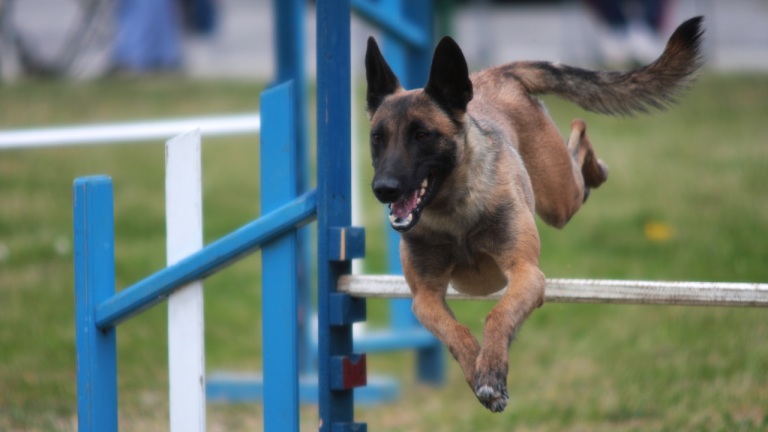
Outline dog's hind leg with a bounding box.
[567,119,609,203]
[514,109,608,228]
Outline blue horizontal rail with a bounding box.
[206,373,399,406]
[354,329,438,353]
[351,0,430,50]
[308,328,439,354]
[95,189,318,328]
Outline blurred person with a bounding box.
[111,0,183,74]
[181,0,218,36]
[584,0,671,67]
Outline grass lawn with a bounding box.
[0,74,767,431]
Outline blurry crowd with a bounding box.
[0,0,218,78]
[110,0,217,74]
[108,0,673,73]
[584,0,672,66]
[3,0,763,79]
[0,0,684,81]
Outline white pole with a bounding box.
[0,113,260,150]
[166,129,206,432]
[337,275,768,307]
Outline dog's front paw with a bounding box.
[474,371,508,413]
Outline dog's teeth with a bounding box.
[389,214,396,223]
[407,214,413,222]
[416,198,421,204]
[419,188,425,197]
[421,179,428,188]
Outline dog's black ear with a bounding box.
[366,36,401,116]
[424,36,473,113]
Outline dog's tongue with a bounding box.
[391,190,419,219]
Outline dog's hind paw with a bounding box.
[474,382,509,413]
[583,157,609,189]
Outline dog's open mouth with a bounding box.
[388,171,440,232]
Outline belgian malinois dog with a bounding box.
[365,17,703,412]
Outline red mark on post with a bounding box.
[341,354,367,389]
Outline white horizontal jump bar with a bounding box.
[0,113,260,150]
[338,275,768,307]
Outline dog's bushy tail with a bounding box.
[502,16,704,116]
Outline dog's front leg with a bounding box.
[401,244,481,389]
[476,237,546,412]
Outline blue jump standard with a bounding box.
[74,176,118,432]
[75,1,444,429]
[205,0,444,410]
[261,82,303,432]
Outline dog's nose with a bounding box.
[373,179,401,203]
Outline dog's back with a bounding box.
[461,16,703,227]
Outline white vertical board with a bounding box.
[166,129,206,432]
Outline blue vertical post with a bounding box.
[274,0,306,167]
[74,176,118,432]
[274,0,314,375]
[260,82,300,432]
[317,0,366,430]
[382,0,446,385]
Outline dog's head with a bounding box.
[365,36,473,232]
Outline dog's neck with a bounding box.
[415,121,498,240]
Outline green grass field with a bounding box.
[0,74,766,431]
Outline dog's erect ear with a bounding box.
[365,37,402,116]
[424,36,473,113]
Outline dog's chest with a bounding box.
[410,216,510,269]
[405,228,509,296]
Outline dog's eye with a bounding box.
[372,134,382,144]
[415,132,429,141]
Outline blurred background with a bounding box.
[1,0,768,79]
[1,0,767,431]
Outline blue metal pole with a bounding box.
[274,0,306,173]
[74,176,118,432]
[260,82,300,432]
[382,0,446,385]
[350,0,431,50]
[317,1,366,430]
[274,0,315,376]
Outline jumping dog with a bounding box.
[365,17,703,412]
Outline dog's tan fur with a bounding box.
[365,17,703,412]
